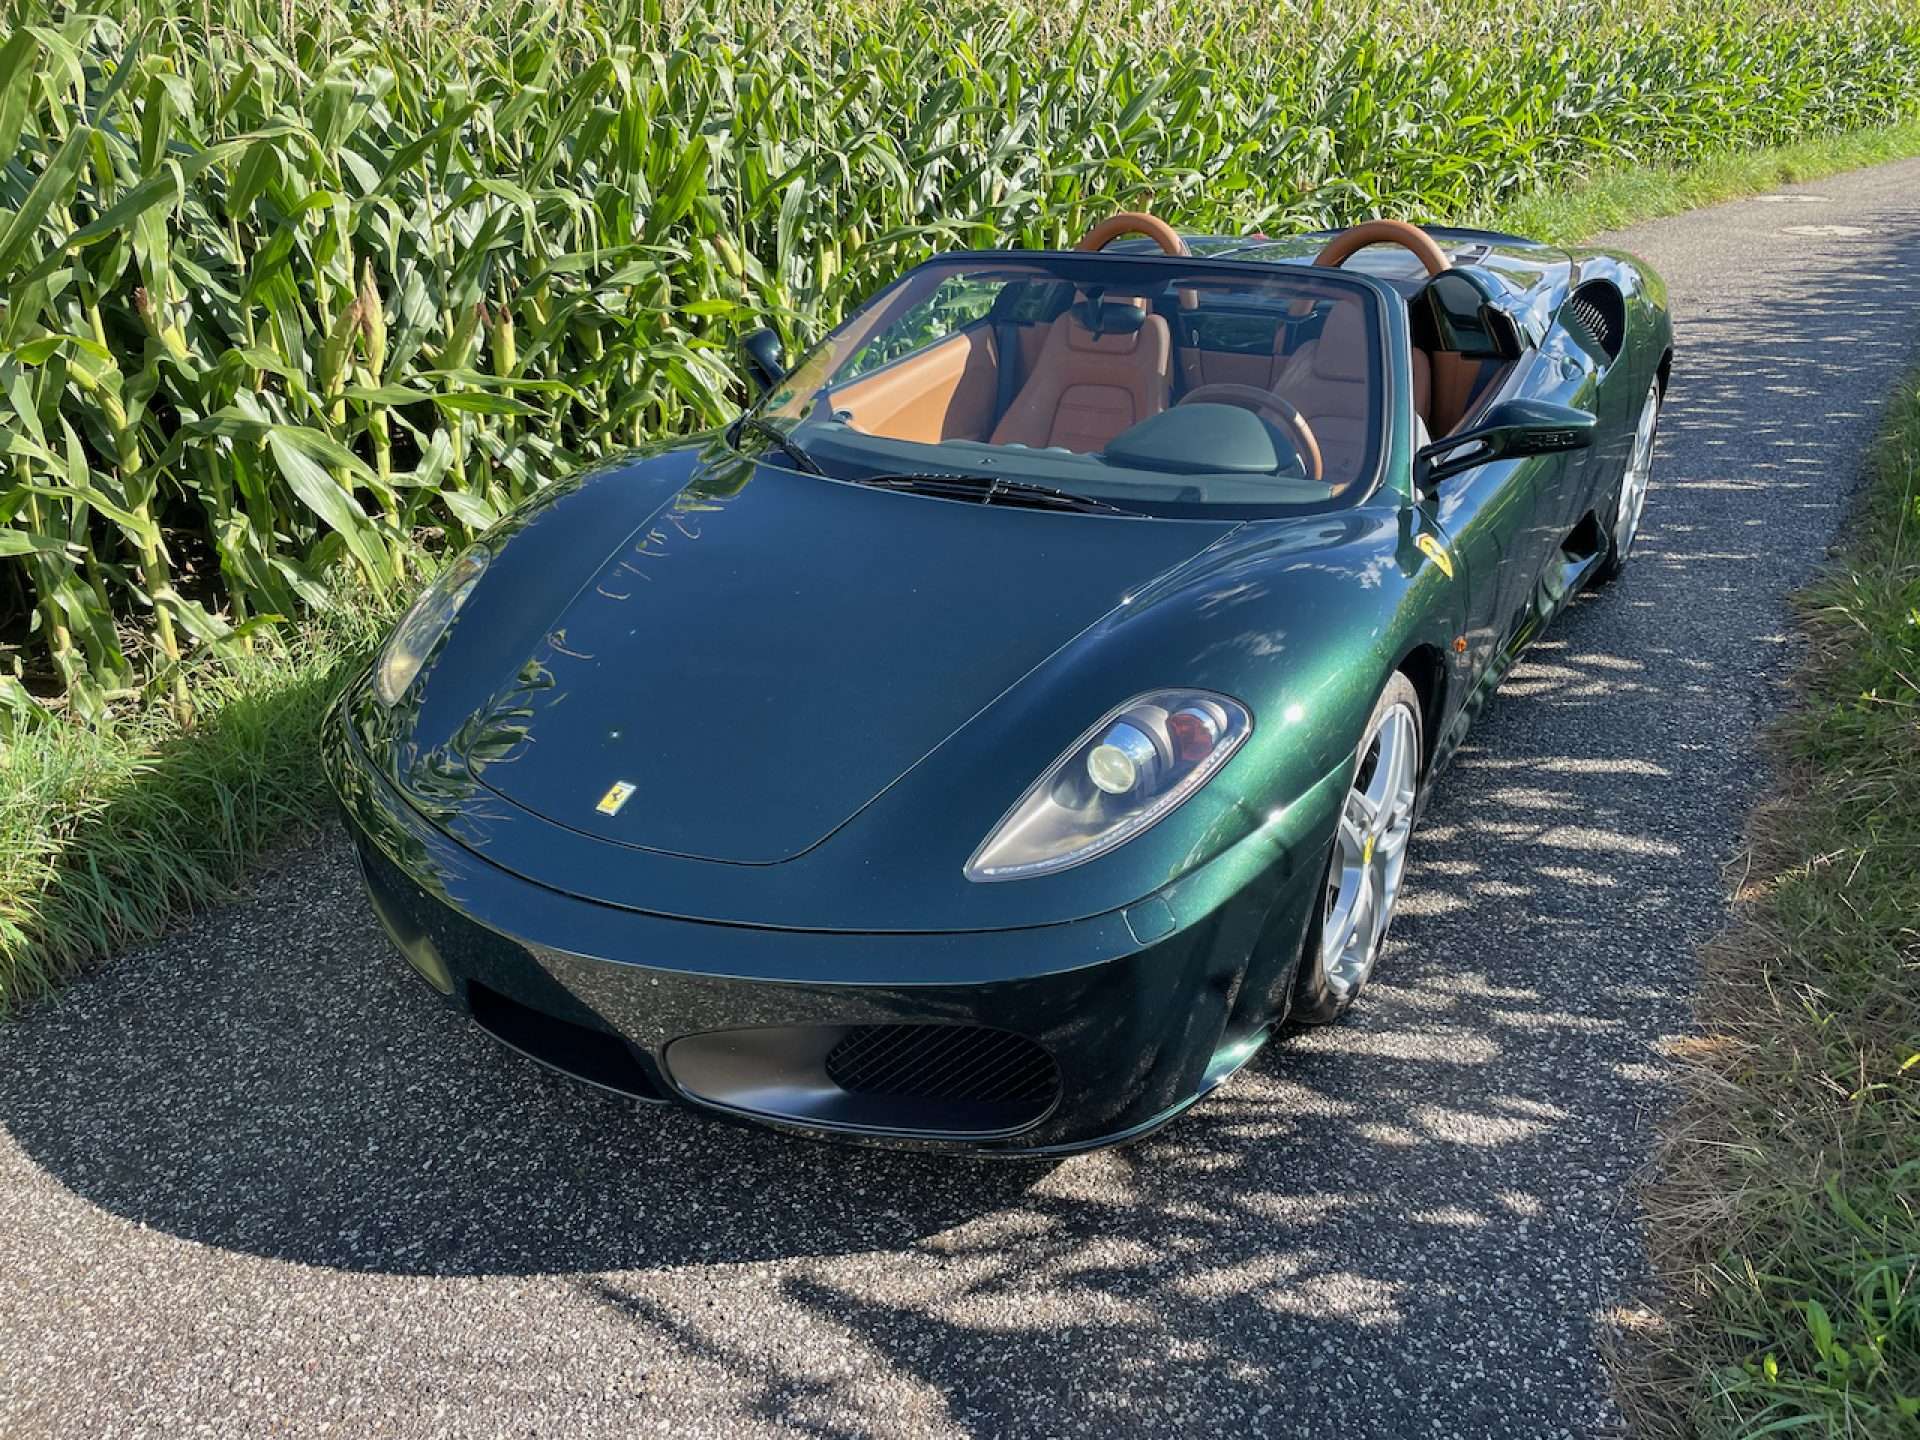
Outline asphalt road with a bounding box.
[6,161,1920,1439]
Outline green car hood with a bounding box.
[460,456,1238,865]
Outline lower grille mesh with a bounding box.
[825,1024,1058,1107]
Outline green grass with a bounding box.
[0,594,395,1010]
[1616,381,1920,1436]
[1488,117,1920,244]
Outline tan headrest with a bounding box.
[1064,292,1154,352]
[1070,291,1150,313]
[1066,321,1152,356]
[1311,301,1370,383]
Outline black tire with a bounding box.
[1292,671,1423,1025]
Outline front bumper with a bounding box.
[325,690,1336,1154]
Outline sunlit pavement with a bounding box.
[5,162,1920,1437]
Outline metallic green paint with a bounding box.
[464,461,1240,866]
[326,226,1673,1150]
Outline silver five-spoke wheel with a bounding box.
[1323,702,1418,997]
[1295,673,1423,1023]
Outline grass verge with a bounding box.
[1487,117,1920,243]
[1615,382,1920,1434]
[0,598,393,1013]
[5,120,1920,1024]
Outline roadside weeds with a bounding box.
[1612,379,1920,1436]
[1488,119,1920,244]
[0,598,394,1011]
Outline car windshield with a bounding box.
[748,253,1388,517]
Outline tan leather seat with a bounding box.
[1427,351,1485,436]
[1273,299,1427,487]
[990,298,1171,452]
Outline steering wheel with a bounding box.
[1313,219,1450,277]
[1077,212,1190,256]
[1178,385,1324,484]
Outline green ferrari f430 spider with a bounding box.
[327,211,1672,1152]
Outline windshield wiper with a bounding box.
[855,472,1139,516]
[734,416,824,475]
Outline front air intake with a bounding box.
[665,1022,1061,1138]
[825,1024,1058,1108]
[468,981,663,1100]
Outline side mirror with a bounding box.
[1415,398,1595,492]
[742,328,787,396]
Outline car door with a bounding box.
[1426,429,1543,691]
[1518,313,1617,555]
[1413,272,1560,692]
[1536,278,1641,537]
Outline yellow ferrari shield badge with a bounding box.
[1415,533,1455,579]
[595,780,637,816]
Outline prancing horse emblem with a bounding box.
[595,781,637,816]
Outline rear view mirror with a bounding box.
[743,328,787,395]
[1416,398,1595,491]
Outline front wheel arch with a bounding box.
[1392,644,1448,782]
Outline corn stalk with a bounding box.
[3,0,1920,726]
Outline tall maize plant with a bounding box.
[3,0,1919,728]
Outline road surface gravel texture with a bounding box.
[6,160,1920,1439]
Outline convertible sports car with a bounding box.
[327,212,1671,1153]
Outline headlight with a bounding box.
[372,543,490,707]
[965,689,1251,881]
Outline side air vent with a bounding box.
[1562,281,1625,361]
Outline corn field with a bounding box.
[3,0,1919,726]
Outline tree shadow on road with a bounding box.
[3,215,1919,1435]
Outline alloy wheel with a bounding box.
[1320,701,1420,999]
[1613,387,1661,557]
